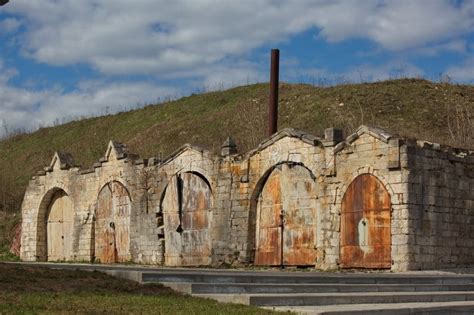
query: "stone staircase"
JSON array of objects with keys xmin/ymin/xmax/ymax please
[{"xmin": 140, "ymin": 269, "xmax": 474, "ymax": 314}]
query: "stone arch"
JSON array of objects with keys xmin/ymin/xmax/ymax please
[
  {"xmin": 248, "ymin": 161, "xmax": 318, "ymax": 266},
  {"xmin": 36, "ymin": 187, "xmax": 74, "ymax": 261},
  {"xmin": 340, "ymin": 173, "xmax": 392, "ymax": 269},
  {"xmin": 93, "ymin": 181, "xmax": 131, "ymax": 263},
  {"xmin": 160, "ymin": 171, "xmax": 213, "ymax": 266},
  {"xmin": 334, "ymin": 166, "xmax": 398, "ymax": 207}
]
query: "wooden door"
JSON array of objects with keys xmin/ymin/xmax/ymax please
[
  {"xmin": 95, "ymin": 182, "xmax": 131, "ymax": 263},
  {"xmin": 47, "ymin": 191, "xmax": 73, "ymax": 261},
  {"xmin": 163, "ymin": 176, "xmax": 182, "ymax": 266},
  {"xmin": 112, "ymin": 182, "xmax": 131, "ymax": 262},
  {"xmin": 255, "ymin": 164, "xmax": 317, "ymax": 266},
  {"xmin": 163, "ymin": 173, "xmax": 212, "ymax": 266},
  {"xmin": 181, "ymin": 172, "xmax": 212, "ymax": 266},
  {"xmin": 340, "ymin": 174, "xmax": 391, "ymax": 268},
  {"xmin": 255, "ymin": 168, "xmax": 283, "ymax": 266},
  {"xmin": 282, "ymin": 164, "xmax": 317, "ymax": 266},
  {"xmin": 95, "ymin": 185, "xmax": 115, "ymax": 263}
]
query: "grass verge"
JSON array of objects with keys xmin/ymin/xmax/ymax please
[{"xmin": 0, "ymin": 263, "xmax": 282, "ymax": 314}]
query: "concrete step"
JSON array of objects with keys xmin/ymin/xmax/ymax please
[
  {"xmin": 193, "ymin": 291, "xmax": 474, "ymax": 307},
  {"xmin": 161, "ymin": 282, "xmax": 474, "ymax": 294},
  {"xmin": 268, "ymin": 301, "xmax": 474, "ymax": 314},
  {"xmin": 141, "ymin": 272, "xmax": 474, "ymax": 285}
]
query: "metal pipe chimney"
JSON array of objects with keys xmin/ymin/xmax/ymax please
[{"xmin": 267, "ymin": 49, "xmax": 279, "ymax": 137}]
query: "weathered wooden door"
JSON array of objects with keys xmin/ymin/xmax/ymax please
[
  {"xmin": 162, "ymin": 176, "xmax": 181, "ymax": 266},
  {"xmin": 47, "ymin": 190, "xmax": 74, "ymax": 261},
  {"xmin": 255, "ymin": 168, "xmax": 282, "ymax": 266},
  {"xmin": 95, "ymin": 182, "xmax": 131, "ymax": 263},
  {"xmin": 163, "ymin": 173, "xmax": 212, "ymax": 266},
  {"xmin": 255, "ymin": 164, "xmax": 317, "ymax": 266},
  {"xmin": 340, "ymin": 174, "xmax": 391, "ymax": 269}
]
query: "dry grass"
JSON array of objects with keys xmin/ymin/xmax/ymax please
[{"xmin": 0, "ymin": 263, "xmax": 281, "ymax": 314}]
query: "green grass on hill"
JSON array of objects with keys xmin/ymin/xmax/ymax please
[
  {"xmin": 0, "ymin": 79, "xmax": 473, "ymax": 254},
  {"xmin": 0, "ymin": 263, "xmax": 280, "ymax": 314}
]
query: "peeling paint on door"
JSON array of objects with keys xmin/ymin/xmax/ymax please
[
  {"xmin": 47, "ymin": 190, "xmax": 74, "ymax": 261},
  {"xmin": 255, "ymin": 163, "xmax": 317, "ymax": 266},
  {"xmin": 162, "ymin": 172, "xmax": 212, "ymax": 266},
  {"xmin": 95, "ymin": 181, "xmax": 131, "ymax": 263},
  {"xmin": 340, "ymin": 174, "xmax": 391, "ymax": 268}
]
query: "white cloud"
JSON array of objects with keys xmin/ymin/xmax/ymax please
[
  {"xmin": 285, "ymin": 59, "xmax": 424, "ymax": 85},
  {"xmin": 343, "ymin": 62, "xmax": 425, "ymax": 82},
  {"xmin": 0, "ymin": 0, "xmax": 473, "ymax": 136},
  {"xmin": 0, "ymin": 17, "xmax": 21, "ymax": 34},
  {"xmin": 0, "ymin": 62, "xmax": 179, "ymax": 137},
  {"xmin": 445, "ymin": 57, "xmax": 474, "ymax": 82},
  {"xmin": 3, "ymin": 0, "xmax": 473, "ymax": 75},
  {"xmin": 414, "ymin": 40, "xmax": 468, "ymax": 56},
  {"xmin": 198, "ymin": 61, "xmax": 266, "ymax": 91}
]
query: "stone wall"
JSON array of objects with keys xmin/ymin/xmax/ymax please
[
  {"xmin": 403, "ymin": 141, "xmax": 474, "ymax": 270},
  {"xmin": 20, "ymin": 125, "xmax": 474, "ymax": 271}
]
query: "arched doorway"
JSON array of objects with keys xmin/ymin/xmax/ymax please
[
  {"xmin": 255, "ymin": 163, "xmax": 317, "ymax": 266},
  {"xmin": 46, "ymin": 190, "xmax": 74, "ymax": 261},
  {"xmin": 94, "ymin": 181, "xmax": 131, "ymax": 263},
  {"xmin": 340, "ymin": 174, "xmax": 391, "ymax": 268},
  {"xmin": 161, "ymin": 172, "xmax": 212, "ymax": 266}
]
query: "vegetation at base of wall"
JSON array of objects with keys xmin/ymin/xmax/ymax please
[
  {"xmin": 0, "ymin": 212, "xmax": 20, "ymax": 260},
  {"xmin": 0, "ymin": 263, "xmax": 280, "ymax": 314},
  {"xmin": 0, "ymin": 79, "xmax": 473, "ymax": 252},
  {"xmin": 0, "ymin": 246, "xmax": 20, "ymax": 261}
]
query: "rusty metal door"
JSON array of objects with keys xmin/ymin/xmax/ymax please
[
  {"xmin": 47, "ymin": 190, "xmax": 73, "ymax": 261},
  {"xmin": 162, "ymin": 173, "xmax": 212, "ymax": 266},
  {"xmin": 95, "ymin": 182, "xmax": 131, "ymax": 263},
  {"xmin": 340, "ymin": 174, "xmax": 391, "ymax": 269},
  {"xmin": 255, "ymin": 164, "xmax": 317, "ymax": 266}
]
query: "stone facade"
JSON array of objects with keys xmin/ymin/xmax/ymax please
[{"xmin": 20, "ymin": 125, "xmax": 474, "ymax": 271}]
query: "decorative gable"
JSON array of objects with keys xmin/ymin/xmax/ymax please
[
  {"xmin": 48, "ymin": 152, "xmax": 74, "ymax": 171},
  {"xmin": 102, "ymin": 140, "xmax": 128, "ymax": 162}
]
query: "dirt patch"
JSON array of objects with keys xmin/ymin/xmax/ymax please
[{"xmin": 0, "ymin": 263, "xmax": 174, "ymax": 296}]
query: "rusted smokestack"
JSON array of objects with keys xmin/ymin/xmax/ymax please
[{"xmin": 267, "ymin": 49, "xmax": 279, "ymax": 137}]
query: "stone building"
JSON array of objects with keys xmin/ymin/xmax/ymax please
[{"xmin": 20, "ymin": 125, "xmax": 474, "ymax": 271}]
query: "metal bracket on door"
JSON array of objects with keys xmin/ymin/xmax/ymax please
[{"xmin": 280, "ymin": 209, "xmax": 286, "ymax": 269}]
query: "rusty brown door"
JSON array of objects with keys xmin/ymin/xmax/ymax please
[
  {"xmin": 255, "ymin": 164, "xmax": 317, "ymax": 266},
  {"xmin": 162, "ymin": 173, "xmax": 212, "ymax": 266},
  {"xmin": 340, "ymin": 174, "xmax": 391, "ymax": 269},
  {"xmin": 95, "ymin": 182, "xmax": 131, "ymax": 263},
  {"xmin": 47, "ymin": 191, "xmax": 74, "ymax": 261},
  {"xmin": 255, "ymin": 167, "xmax": 282, "ymax": 265}
]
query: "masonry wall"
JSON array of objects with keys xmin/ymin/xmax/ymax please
[
  {"xmin": 403, "ymin": 142, "xmax": 474, "ymax": 270},
  {"xmin": 329, "ymin": 133, "xmax": 411, "ymax": 271},
  {"xmin": 20, "ymin": 126, "xmax": 474, "ymax": 271}
]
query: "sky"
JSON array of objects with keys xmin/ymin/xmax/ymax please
[{"xmin": 0, "ymin": 0, "xmax": 474, "ymax": 137}]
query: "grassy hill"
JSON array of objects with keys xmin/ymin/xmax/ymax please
[{"xmin": 0, "ymin": 78, "xmax": 473, "ymax": 252}]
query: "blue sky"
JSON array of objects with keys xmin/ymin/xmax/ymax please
[{"xmin": 0, "ymin": 0, "xmax": 473, "ymax": 136}]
